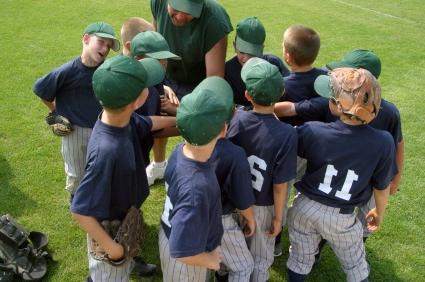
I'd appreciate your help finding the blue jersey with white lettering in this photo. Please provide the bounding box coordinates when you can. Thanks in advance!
[225,54,290,106]
[33,57,102,128]
[295,120,397,208]
[70,113,152,221]
[211,139,256,215]
[227,110,297,206]
[295,98,403,145]
[161,144,223,258]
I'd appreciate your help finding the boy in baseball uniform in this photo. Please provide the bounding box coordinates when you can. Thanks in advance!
[227,58,297,281]
[286,68,397,282]
[33,22,120,200]
[159,76,233,282]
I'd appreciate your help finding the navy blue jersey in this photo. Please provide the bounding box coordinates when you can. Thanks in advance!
[136,84,163,116]
[70,113,152,221]
[280,67,328,126]
[161,144,223,258]
[295,120,397,209]
[33,57,102,128]
[225,54,290,106]
[295,98,403,145]
[227,110,297,205]
[211,139,256,215]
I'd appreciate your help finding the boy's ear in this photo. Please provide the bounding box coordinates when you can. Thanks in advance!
[82,34,91,45]
[244,90,253,102]
[124,41,131,52]
[284,50,292,66]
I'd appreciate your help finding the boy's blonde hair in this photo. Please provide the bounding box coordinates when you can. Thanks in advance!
[121,17,154,44]
[283,25,320,66]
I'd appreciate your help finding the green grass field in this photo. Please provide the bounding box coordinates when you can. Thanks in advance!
[1,0,424,281]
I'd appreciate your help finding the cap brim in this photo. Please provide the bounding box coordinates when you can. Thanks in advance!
[146,51,181,60]
[326,60,352,71]
[235,36,263,58]
[314,75,332,98]
[168,0,203,18]
[138,58,165,87]
[94,32,120,52]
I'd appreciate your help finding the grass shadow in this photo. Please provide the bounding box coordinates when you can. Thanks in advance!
[0,155,37,216]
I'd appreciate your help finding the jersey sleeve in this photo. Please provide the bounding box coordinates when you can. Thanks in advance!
[169,189,210,258]
[132,113,153,139]
[295,97,331,122]
[227,147,256,210]
[202,5,233,53]
[70,146,115,219]
[32,65,67,102]
[273,127,298,184]
[371,132,398,190]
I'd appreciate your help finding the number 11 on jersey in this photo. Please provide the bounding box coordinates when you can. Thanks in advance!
[318,164,359,201]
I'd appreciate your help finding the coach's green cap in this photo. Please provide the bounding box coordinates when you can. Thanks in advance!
[326,49,381,79]
[235,17,266,57]
[241,58,284,106]
[131,31,180,60]
[177,77,232,146]
[93,56,165,109]
[84,22,120,52]
[168,0,204,18]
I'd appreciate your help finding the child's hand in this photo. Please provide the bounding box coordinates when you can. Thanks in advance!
[163,85,180,105]
[266,217,282,237]
[243,218,256,238]
[107,241,125,261]
[208,247,222,271]
[161,97,178,115]
[366,208,382,232]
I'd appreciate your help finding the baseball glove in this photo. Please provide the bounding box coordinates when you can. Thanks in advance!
[0,214,50,281]
[114,207,145,259]
[45,111,73,137]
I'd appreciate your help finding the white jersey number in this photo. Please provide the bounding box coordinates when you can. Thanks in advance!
[161,183,173,227]
[318,164,358,201]
[247,155,267,192]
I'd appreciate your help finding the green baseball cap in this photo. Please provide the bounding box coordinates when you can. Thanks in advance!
[93,56,165,109]
[326,49,381,78]
[84,22,120,52]
[196,76,234,123]
[314,74,332,98]
[235,17,266,57]
[168,0,204,18]
[177,77,233,146]
[241,58,284,106]
[131,31,180,60]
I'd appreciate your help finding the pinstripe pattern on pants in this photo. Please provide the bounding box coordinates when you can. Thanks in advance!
[159,227,208,282]
[287,193,369,282]
[247,205,274,282]
[61,126,92,194]
[87,235,134,282]
[357,195,375,238]
[221,213,254,281]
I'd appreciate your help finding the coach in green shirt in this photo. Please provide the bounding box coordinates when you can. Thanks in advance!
[151,0,233,98]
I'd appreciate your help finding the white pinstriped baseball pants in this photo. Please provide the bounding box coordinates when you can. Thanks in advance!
[159,227,208,282]
[61,126,91,194]
[221,213,254,282]
[247,205,275,282]
[287,193,369,282]
[87,235,134,282]
[357,195,376,238]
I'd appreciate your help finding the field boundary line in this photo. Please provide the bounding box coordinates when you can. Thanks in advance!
[330,0,417,25]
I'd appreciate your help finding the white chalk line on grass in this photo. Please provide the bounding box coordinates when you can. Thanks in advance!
[330,0,418,25]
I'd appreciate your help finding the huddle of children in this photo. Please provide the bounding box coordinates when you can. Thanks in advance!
[33,10,402,282]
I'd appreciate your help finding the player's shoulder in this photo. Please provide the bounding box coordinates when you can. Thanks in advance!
[214,138,247,159]
[380,99,401,117]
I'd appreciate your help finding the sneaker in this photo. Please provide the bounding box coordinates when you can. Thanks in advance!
[146,161,167,186]
[274,242,282,257]
[132,256,156,277]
